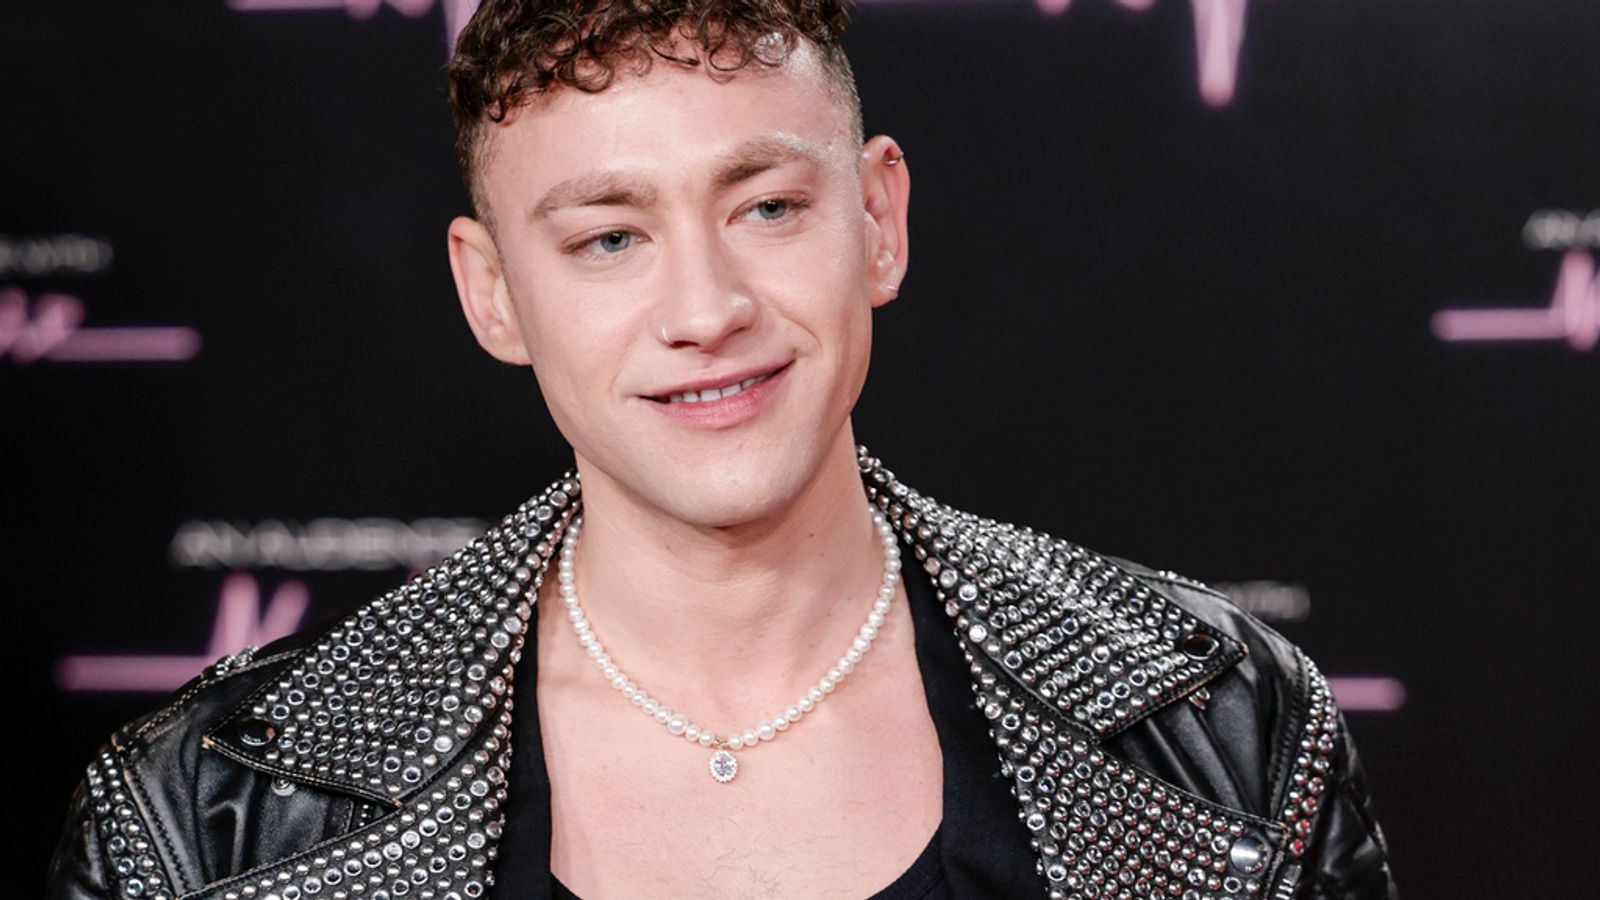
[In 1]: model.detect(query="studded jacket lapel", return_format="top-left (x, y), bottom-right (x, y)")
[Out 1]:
top-left (861, 451), bottom-right (1247, 740)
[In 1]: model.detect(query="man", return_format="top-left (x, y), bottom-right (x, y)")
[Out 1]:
top-left (49, 1), bottom-right (1396, 898)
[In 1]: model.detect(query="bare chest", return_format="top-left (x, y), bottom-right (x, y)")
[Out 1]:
top-left (549, 772), bottom-right (940, 898)
top-left (538, 644), bottom-right (942, 898)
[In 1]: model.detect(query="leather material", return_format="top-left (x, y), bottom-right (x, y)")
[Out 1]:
top-left (47, 454), bottom-right (1397, 899)
top-left (1103, 566), bottom-right (1398, 899)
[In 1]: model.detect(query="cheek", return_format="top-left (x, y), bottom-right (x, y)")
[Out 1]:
top-left (516, 289), bottom-right (641, 409)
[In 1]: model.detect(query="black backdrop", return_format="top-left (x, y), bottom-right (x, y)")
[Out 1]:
top-left (5, 1), bottom-right (1597, 895)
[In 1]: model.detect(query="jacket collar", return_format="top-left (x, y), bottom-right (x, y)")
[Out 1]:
top-left (205, 446), bottom-right (1245, 806)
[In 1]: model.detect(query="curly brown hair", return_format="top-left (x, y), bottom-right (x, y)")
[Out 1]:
top-left (447, 0), bottom-right (863, 227)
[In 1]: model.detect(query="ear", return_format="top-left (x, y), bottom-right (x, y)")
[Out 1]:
top-left (447, 215), bottom-right (532, 367)
top-left (858, 135), bottom-right (910, 308)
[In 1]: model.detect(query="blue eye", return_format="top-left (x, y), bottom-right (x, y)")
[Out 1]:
top-left (590, 231), bottom-right (631, 253)
top-left (564, 230), bottom-right (636, 260)
top-left (747, 197), bottom-right (809, 223)
top-left (753, 199), bottom-right (790, 220)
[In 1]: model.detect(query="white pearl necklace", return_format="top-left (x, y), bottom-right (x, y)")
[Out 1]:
top-left (556, 508), bottom-right (902, 783)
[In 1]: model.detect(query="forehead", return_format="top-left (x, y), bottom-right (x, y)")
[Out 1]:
top-left (478, 36), bottom-right (855, 219)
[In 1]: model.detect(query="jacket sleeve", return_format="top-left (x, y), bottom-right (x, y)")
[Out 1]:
top-left (1293, 707), bottom-right (1399, 899)
top-left (46, 758), bottom-right (114, 900)
top-left (45, 689), bottom-right (206, 899)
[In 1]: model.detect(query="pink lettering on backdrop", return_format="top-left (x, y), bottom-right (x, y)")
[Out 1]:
top-left (1327, 676), bottom-right (1406, 713)
top-left (1033, 1), bottom-right (1247, 107)
top-left (229, 0), bottom-right (481, 50)
top-left (230, 0), bottom-right (1253, 108)
top-left (1432, 250), bottom-right (1600, 351)
top-left (54, 573), bottom-right (309, 693)
top-left (228, 0), bottom-right (433, 18)
top-left (0, 288), bottom-right (201, 364)
top-left (1189, 0), bottom-right (1248, 107)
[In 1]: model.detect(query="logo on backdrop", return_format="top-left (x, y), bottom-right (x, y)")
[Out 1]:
top-left (170, 516), bottom-right (487, 570)
top-left (0, 234), bottom-right (112, 278)
top-left (229, 0), bottom-right (1255, 108)
top-left (54, 574), bottom-right (310, 693)
top-left (2, 234), bottom-right (201, 365)
top-left (228, 0), bottom-right (481, 51)
top-left (0, 288), bottom-right (202, 365)
top-left (1210, 579), bottom-right (1403, 712)
top-left (1431, 210), bottom-right (1600, 351)
top-left (54, 517), bottom-right (483, 693)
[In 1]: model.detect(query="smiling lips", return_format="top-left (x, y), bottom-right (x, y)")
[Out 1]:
top-left (664, 369), bottom-right (777, 404)
top-left (647, 362), bottom-right (790, 427)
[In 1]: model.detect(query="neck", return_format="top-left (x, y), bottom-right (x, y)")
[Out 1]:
top-left (543, 428), bottom-right (891, 728)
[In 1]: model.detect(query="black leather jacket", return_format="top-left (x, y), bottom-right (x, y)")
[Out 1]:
top-left (48, 450), bottom-right (1397, 898)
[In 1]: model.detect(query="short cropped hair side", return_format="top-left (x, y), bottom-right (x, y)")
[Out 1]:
top-left (447, 0), bottom-right (863, 230)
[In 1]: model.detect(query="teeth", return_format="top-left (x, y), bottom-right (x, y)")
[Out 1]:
top-left (667, 371), bottom-right (773, 404)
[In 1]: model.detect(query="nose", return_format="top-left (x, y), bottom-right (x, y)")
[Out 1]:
top-left (650, 228), bottom-right (757, 353)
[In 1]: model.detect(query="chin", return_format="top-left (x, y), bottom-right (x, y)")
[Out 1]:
top-left (646, 457), bottom-right (809, 530)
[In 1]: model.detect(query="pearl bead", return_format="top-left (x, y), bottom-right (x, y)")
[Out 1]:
top-left (556, 505), bottom-right (901, 771)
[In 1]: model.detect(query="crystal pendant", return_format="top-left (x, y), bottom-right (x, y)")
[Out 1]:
top-left (709, 749), bottom-right (738, 783)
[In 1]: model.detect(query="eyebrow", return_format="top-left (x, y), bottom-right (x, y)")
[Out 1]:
top-left (528, 135), bottom-right (826, 223)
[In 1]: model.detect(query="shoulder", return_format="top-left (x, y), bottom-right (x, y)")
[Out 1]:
top-left (47, 628), bottom-right (336, 900)
top-left (862, 446), bottom-right (1396, 897)
top-left (1038, 544), bottom-right (1399, 898)
top-left (118, 631), bottom-right (318, 756)
top-left (1110, 554), bottom-right (1314, 716)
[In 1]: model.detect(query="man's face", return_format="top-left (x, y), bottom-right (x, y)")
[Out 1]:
top-left (449, 35), bottom-right (908, 528)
